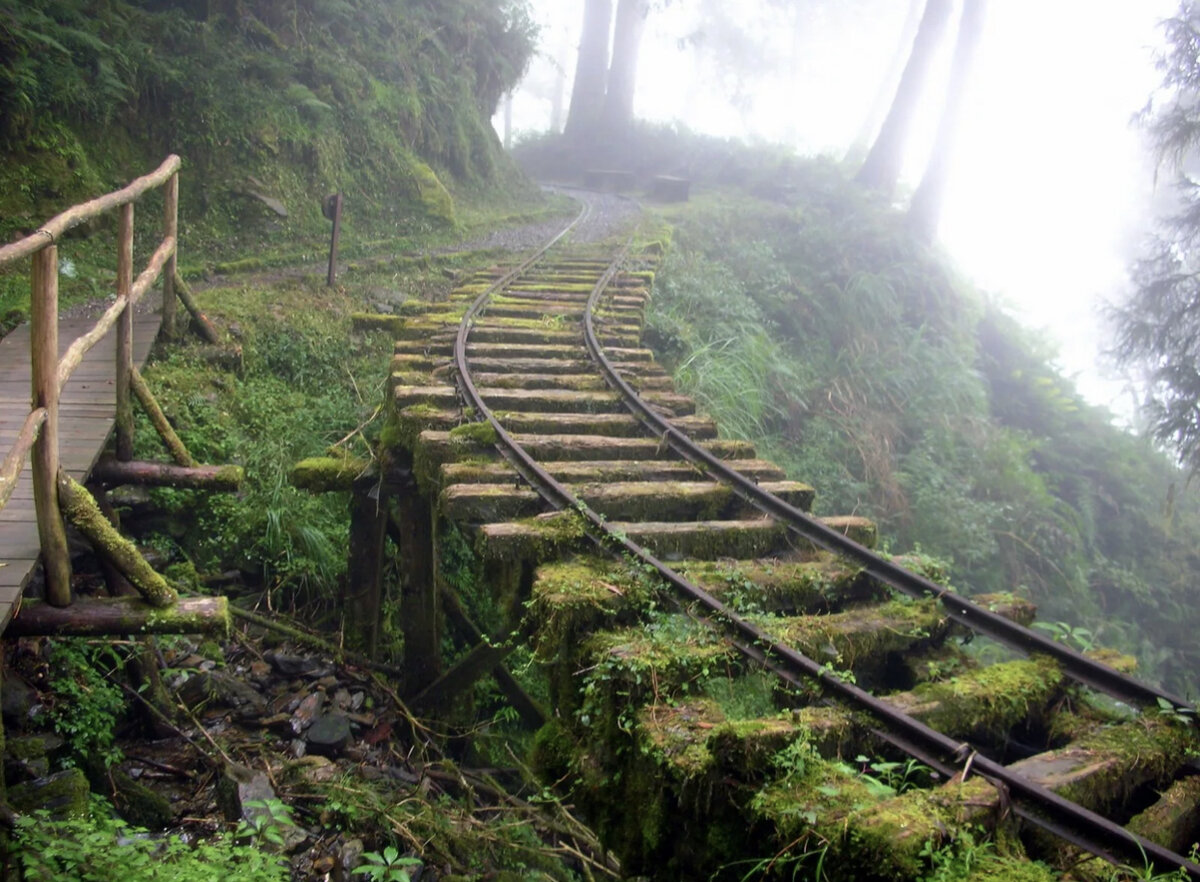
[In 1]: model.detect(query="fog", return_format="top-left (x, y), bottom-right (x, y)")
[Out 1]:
top-left (502, 0), bottom-right (1178, 418)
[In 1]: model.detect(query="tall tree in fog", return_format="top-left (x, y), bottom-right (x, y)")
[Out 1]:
top-left (855, 0), bottom-right (954, 195)
top-left (564, 0), bottom-right (613, 139)
top-left (1113, 1), bottom-right (1200, 472)
top-left (599, 0), bottom-right (651, 132)
top-left (848, 0), bottom-right (925, 159)
top-left (908, 0), bottom-right (987, 241)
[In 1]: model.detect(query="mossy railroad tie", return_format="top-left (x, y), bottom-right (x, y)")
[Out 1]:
top-left (376, 250), bottom-right (1200, 880)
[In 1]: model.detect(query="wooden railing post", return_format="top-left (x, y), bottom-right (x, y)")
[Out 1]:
top-left (115, 203), bottom-right (134, 461)
top-left (162, 172), bottom-right (178, 339)
top-left (31, 246), bottom-right (71, 607)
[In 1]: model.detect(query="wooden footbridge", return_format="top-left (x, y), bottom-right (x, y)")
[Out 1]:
top-left (324, 194), bottom-right (1200, 881)
top-left (0, 156), bottom-right (233, 638)
top-left (0, 314), bottom-right (160, 619)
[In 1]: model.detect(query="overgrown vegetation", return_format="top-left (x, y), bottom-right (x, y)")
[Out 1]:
top-left (0, 0), bottom-right (539, 317)
top-left (642, 147), bottom-right (1200, 696)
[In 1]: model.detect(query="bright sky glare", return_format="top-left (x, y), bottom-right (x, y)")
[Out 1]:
top-left (506, 0), bottom-right (1179, 417)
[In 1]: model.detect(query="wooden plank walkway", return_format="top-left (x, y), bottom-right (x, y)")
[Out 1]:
top-left (0, 311), bottom-right (162, 630)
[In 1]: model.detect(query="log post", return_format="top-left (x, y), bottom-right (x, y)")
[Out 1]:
top-left (130, 365), bottom-right (196, 467)
top-left (57, 471), bottom-right (178, 607)
top-left (86, 482), bottom-right (136, 598)
top-left (115, 203), bottom-right (134, 462)
top-left (92, 457), bottom-right (243, 490)
top-left (347, 475), bottom-right (387, 659)
top-left (30, 246), bottom-right (71, 607)
top-left (162, 172), bottom-right (178, 339)
top-left (172, 271), bottom-right (221, 344)
top-left (6, 596), bottom-right (230, 637)
top-left (395, 482), bottom-right (440, 690)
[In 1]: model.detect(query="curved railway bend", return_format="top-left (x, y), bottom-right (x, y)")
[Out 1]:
top-left (355, 196), bottom-right (1200, 881)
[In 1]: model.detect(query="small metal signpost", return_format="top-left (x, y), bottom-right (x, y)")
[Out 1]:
top-left (323, 192), bottom-right (343, 287)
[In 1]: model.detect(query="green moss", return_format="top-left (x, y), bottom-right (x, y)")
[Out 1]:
top-left (290, 455), bottom-right (370, 492)
top-left (213, 256), bottom-right (267, 275)
top-left (758, 597), bottom-right (947, 673)
top-left (1054, 718), bottom-right (1197, 810)
top-left (637, 701), bottom-right (722, 779)
top-left (475, 510), bottom-right (590, 563)
top-left (406, 156), bottom-right (456, 224)
top-left (392, 407), bottom-right (459, 466)
top-left (900, 656), bottom-right (1064, 737)
top-left (448, 421), bottom-right (499, 445)
top-left (351, 313), bottom-right (405, 335)
top-left (675, 555), bottom-right (883, 614)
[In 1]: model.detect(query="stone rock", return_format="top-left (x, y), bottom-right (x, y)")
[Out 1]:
top-left (336, 838), bottom-right (365, 882)
top-left (176, 670), bottom-right (267, 721)
top-left (9, 768), bottom-right (90, 818)
top-left (5, 733), bottom-right (63, 783)
top-left (265, 652), bottom-right (329, 678)
top-left (306, 713), bottom-right (352, 757)
top-left (2, 673), bottom-right (41, 730)
top-left (291, 691), bottom-right (324, 734)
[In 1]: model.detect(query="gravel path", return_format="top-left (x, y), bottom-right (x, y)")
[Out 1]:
top-left (444, 187), bottom-right (641, 254)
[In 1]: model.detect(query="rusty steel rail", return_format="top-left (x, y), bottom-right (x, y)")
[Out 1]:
top-left (449, 202), bottom-right (1200, 880)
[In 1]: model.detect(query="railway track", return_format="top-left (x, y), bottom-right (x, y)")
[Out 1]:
top-left (382, 198), bottom-right (1200, 880)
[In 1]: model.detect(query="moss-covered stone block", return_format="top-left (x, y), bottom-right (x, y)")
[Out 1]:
top-left (290, 454), bottom-right (371, 492)
top-left (885, 656), bottom-right (1064, 740)
top-left (758, 597), bottom-right (949, 681)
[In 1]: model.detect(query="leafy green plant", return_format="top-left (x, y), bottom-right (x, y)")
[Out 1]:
top-left (235, 798), bottom-right (296, 850)
top-left (46, 640), bottom-right (126, 768)
top-left (13, 797), bottom-right (287, 882)
top-left (852, 754), bottom-right (932, 794)
top-left (353, 846), bottom-right (422, 882)
top-left (1154, 697), bottom-right (1196, 727)
top-left (1032, 620), bottom-right (1096, 652)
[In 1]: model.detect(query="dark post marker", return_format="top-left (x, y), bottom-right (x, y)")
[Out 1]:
top-left (324, 192), bottom-right (343, 287)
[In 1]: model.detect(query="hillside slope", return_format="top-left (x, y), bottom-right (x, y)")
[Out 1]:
top-left (646, 157), bottom-right (1199, 696)
top-left (0, 0), bottom-right (536, 253)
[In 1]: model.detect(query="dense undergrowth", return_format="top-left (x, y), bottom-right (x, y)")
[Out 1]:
top-left (642, 152), bottom-right (1200, 696)
top-left (0, 0), bottom-right (539, 319)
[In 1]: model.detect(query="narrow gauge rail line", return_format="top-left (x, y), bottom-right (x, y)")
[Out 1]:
top-left (446, 199), bottom-right (1200, 879)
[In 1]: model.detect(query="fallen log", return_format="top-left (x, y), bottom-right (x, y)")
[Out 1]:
top-left (6, 596), bottom-right (229, 637)
top-left (57, 471), bottom-right (178, 607)
top-left (92, 457), bottom-right (244, 491)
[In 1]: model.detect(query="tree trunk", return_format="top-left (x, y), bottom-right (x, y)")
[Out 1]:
top-left (847, 0), bottom-right (926, 160)
top-left (550, 25), bottom-right (570, 132)
top-left (563, 0), bottom-right (613, 141)
top-left (855, 0), bottom-right (955, 196)
top-left (502, 92), bottom-right (513, 150)
top-left (599, 0), bottom-right (650, 135)
top-left (908, 0), bottom-right (988, 242)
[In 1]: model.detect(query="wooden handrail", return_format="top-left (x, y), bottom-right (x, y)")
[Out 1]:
top-left (54, 234), bottom-right (177, 394)
top-left (0, 408), bottom-right (47, 510)
top-left (0, 155), bottom-right (181, 266)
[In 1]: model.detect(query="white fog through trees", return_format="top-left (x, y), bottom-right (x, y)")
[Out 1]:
top-left (500, 0), bottom-right (1177, 421)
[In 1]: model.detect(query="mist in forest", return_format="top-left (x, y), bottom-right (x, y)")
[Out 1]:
top-left (501, 0), bottom-right (1176, 418)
